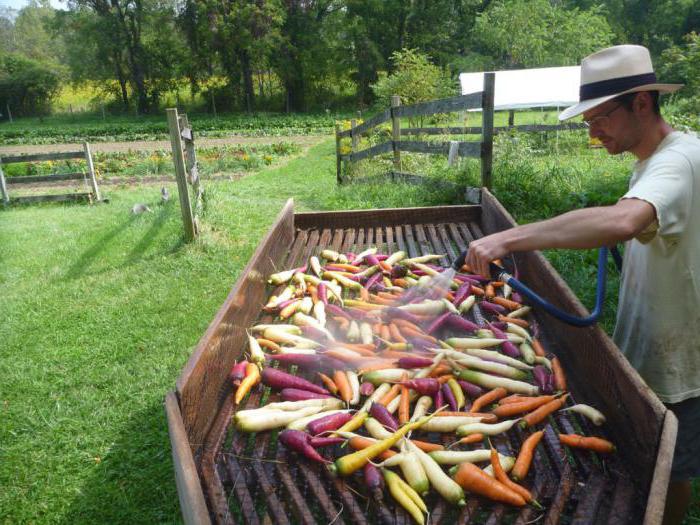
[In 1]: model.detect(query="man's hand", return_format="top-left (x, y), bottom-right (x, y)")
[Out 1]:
top-left (466, 232), bottom-right (510, 278)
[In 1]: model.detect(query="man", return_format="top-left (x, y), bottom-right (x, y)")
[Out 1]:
top-left (466, 45), bottom-right (700, 525)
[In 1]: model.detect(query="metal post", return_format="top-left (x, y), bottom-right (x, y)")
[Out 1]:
top-left (481, 73), bottom-right (495, 189)
top-left (166, 108), bottom-right (196, 242)
top-left (391, 95), bottom-right (401, 176)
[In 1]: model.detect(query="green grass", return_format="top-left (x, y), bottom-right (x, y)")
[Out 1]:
top-left (3, 135), bottom-right (699, 523)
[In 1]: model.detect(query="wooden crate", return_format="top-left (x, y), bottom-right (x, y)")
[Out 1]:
top-left (166, 190), bottom-right (676, 525)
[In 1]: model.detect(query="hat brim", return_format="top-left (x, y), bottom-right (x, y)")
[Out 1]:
top-left (558, 83), bottom-right (684, 121)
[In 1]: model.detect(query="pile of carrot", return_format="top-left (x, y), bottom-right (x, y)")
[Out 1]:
top-left (227, 246), bottom-right (614, 523)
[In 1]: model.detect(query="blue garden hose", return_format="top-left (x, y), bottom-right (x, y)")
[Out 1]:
top-left (452, 246), bottom-right (620, 327)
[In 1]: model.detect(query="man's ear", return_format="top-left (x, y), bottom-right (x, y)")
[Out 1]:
top-left (634, 92), bottom-right (652, 116)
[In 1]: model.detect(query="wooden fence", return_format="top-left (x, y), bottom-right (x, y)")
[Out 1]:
top-left (0, 143), bottom-right (102, 206)
top-left (167, 108), bottom-right (203, 242)
top-left (335, 73), bottom-right (495, 188)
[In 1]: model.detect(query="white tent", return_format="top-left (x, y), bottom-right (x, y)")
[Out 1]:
top-left (459, 66), bottom-right (581, 110)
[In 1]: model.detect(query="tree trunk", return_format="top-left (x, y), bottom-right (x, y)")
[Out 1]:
top-left (239, 49), bottom-right (255, 113)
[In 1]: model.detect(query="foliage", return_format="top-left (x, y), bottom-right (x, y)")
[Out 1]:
top-left (659, 32), bottom-right (700, 119)
top-left (371, 48), bottom-right (455, 108)
top-left (0, 52), bottom-right (62, 117)
top-left (473, 0), bottom-right (614, 68)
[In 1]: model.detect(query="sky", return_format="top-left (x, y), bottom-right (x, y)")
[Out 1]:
top-left (0, 0), bottom-right (66, 10)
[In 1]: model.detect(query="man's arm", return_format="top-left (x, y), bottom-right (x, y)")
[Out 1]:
top-left (466, 198), bottom-right (656, 277)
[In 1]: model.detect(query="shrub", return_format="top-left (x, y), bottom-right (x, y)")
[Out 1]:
top-left (0, 53), bottom-right (62, 118)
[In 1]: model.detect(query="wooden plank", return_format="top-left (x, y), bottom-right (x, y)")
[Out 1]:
top-left (499, 122), bottom-right (586, 133)
top-left (394, 140), bottom-right (481, 158)
top-left (400, 122), bottom-right (586, 136)
top-left (393, 93), bottom-right (483, 119)
top-left (295, 205), bottom-right (480, 230)
top-left (643, 411), bottom-right (677, 525)
top-left (0, 162), bottom-right (8, 206)
top-left (402, 126), bottom-right (481, 136)
top-left (5, 172), bottom-right (85, 184)
top-left (11, 193), bottom-right (92, 204)
top-left (167, 108), bottom-right (197, 241)
top-left (481, 72), bottom-right (495, 189)
top-left (571, 472), bottom-right (607, 525)
top-left (479, 187), bottom-right (668, 498)
top-left (343, 141), bottom-right (393, 163)
top-left (337, 109), bottom-right (391, 138)
top-left (391, 95), bottom-right (402, 172)
top-left (165, 392), bottom-right (212, 525)
top-left (0, 151), bottom-right (84, 164)
top-left (335, 124), bottom-right (342, 184)
top-left (83, 142), bottom-right (101, 202)
top-left (176, 199), bottom-right (295, 453)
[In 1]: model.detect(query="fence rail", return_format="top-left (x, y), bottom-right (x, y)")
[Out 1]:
top-left (400, 122), bottom-right (587, 136)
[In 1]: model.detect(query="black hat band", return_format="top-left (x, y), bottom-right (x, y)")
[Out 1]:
top-left (579, 72), bottom-right (657, 101)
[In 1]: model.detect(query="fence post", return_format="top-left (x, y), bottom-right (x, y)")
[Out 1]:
top-left (335, 124), bottom-right (343, 184)
top-left (180, 113), bottom-right (203, 221)
top-left (0, 161), bottom-right (9, 206)
top-left (481, 72), bottom-right (495, 189)
top-left (350, 119), bottom-right (358, 151)
top-left (391, 95), bottom-right (401, 176)
top-left (508, 110), bottom-right (515, 127)
top-left (6, 103), bottom-right (12, 123)
top-left (83, 142), bottom-right (101, 202)
top-left (166, 108), bottom-right (196, 242)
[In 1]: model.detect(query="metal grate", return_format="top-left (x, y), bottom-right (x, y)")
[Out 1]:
top-left (208, 221), bottom-right (640, 525)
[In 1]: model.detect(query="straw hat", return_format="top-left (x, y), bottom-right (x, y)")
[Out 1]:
top-left (558, 45), bottom-right (682, 121)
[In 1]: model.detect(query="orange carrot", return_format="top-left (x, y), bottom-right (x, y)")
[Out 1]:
top-left (454, 433), bottom-right (484, 446)
top-left (392, 318), bottom-right (425, 333)
top-left (379, 324), bottom-right (392, 342)
top-left (498, 314), bottom-right (529, 328)
top-left (409, 439), bottom-right (444, 453)
top-left (317, 372), bottom-right (338, 395)
top-left (471, 387), bottom-right (508, 413)
top-left (551, 357), bottom-right (567, 392)
top-left (471, 285), bottom-right (485, 296)
top-left (491, 296), bottom-right (522, 310)
top-left (379, 383), bottom-right (402, 406)
top-left (359, 287), bottom-right (370, 302)
top-left (491, 396), bottom-right (556, 418)
top-left (511, 430), bottom-right (545, 481)
top-left (485, 283), bottom-right (496, 298)
top-left (378, 291), bottom-right (399, 301)
top-left (445, 291), bottom-right (455, 302)
top-left (498, 394), bottom-right (529, 405)
top-left (334, 370), bottom-right (352, 404)
top-left (453, 462), bottom-right (526, 506)
top-left (357, 362), bottom-right (396, 375)
top-left (520, 394), bottom-right (569, 428)
top-left (398, 372), bottom-right (410, 424)
top-left (234, 363), bottom-right (261, 405)
top-left (256, 338), bottom-right (281, 353)
top-left (393, 278), bottom-right (409, 288)
top-left (379, 261), bottom-right (392, 273)
top-left (490, 447), bottom-right (533, 503)
top-left (348, 436), bottom-right (397, 460)
top-left (559, 434), bottom-right (615, 454)
top-left (331, 263), bottom-right (362, 273)
top-left (531, 338), bottom-right (546, 357)
top-left (428, 363), bottom-right (452, 378)
top-left (332, 344), bottom-right (375, 357)
top-left (436, 374), bottom-right (455, 384)
top-left (389, 323), bottom-right (407, 343)
top-left (369, 294), bottom-right (396, 306)
top-left (372, 323), bottom-right (382, 335)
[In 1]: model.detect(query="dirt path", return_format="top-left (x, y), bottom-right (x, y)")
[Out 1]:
top-left (0, 134), bottom-right (328, 156)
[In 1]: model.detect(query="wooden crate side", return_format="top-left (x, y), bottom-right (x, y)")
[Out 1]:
top-left (479, 188), bottom-right (667, 494)
top-left (294, 205), bottom-right (481, 230)
top-left (643, 410), bottom-right (677, 525)
top-left (176, 199), bottom-right (296, 451)
top-left (165, 391), bottom-right (212, 525)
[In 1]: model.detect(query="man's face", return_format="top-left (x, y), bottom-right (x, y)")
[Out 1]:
top-left (582, 98), bottom-right (639, 155)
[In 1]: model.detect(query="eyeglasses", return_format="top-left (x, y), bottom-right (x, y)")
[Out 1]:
top-left (582, 103), bottom-right (624, 129)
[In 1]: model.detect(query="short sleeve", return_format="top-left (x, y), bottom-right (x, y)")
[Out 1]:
top-left (621, 151), bottom-right (693, 239)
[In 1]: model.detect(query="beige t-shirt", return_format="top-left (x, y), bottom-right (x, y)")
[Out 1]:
top-left (613, 131), bottom-right (700, 403)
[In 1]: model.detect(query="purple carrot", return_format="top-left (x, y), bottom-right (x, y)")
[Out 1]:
top-left (390, 265), bottom-right (408, 279)
top-left (317, 282), bottom-right (328, 305)
top-left (261, 368), bottom-right (329, 395)
top-left (446, 314), bottom-right (479, 333)
top-left (489, 323), bottom-right (521, 358)
top-left (346, 307), bottom-right (370, 320)
top-left (411, 269), bottom-right (429, 277)
top-left (458, 379), bottom-right (485, 398)
top-left (433, 387), bottom-right (445, 411)
top-left (490, 321), bottom-right (508, 331)
top-left (375, 254), bottom-right (389, 261)
top-left (274, 298), bottom-right (299, 311)
top-left (278, 430), bottom-right (328, 463)
top-left (266, 353), bottom-right (322, 369)
top-left (480, 301), bottom-right (507, 315)
top-left (229, 360), bottom-right (248, 387)
top-left (307, 412), bottom-right (354, 435)
top-left (364, 272), bottom-right (383, 290)
top-left (426, 312), bottom-right (451, 335)
top-left (319, 356), bottom-right (349, 372)
top-left (533, 366), bottom-right (553, 394)
top-left (402, 378), bottom-right (440, 395)
top-left (442, 382), bottom-right (458, 411)
top-left (345, 252), bottom-right (357, 263)
top-left (299, 325), bottom-right (332, 342)
top-left (511, 292), bottom-right (523, 304)
top-left (309, 436), bottom-right (345, 448)
top-left (381, 307), bottom-right (422, 324)
top-left (325, 303), bottom-right (350, 319)
top-left (281, 388), bottom-right (334, 401)
top-left (453, 282), bottom-right (473, 307)
top-left (398, 356), bottom-right (434, 369)
top-left (365, 254), bottom-right (381, 266)
top-left (370, 402), bottom-right (399, 431)
top-left (360, 381), bottom-right (375, 397)
top-left (364, 463), bottom-right (384, 491)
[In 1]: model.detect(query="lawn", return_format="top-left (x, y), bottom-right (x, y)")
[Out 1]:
top-left (2, 134), bottom-right (698, 523)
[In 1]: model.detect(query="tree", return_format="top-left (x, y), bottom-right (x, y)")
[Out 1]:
top-left (659, 32), bottom-right (700, 112)
top-left (473, 0), bottom-right (613, 68)
top-left (0, 52), bottom-right (61, 117)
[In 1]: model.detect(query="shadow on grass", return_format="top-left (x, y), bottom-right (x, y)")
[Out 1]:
top-left (58, 399), bottom-right (183, 525)
top-left (123, 203), bottom-right (179, 266)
